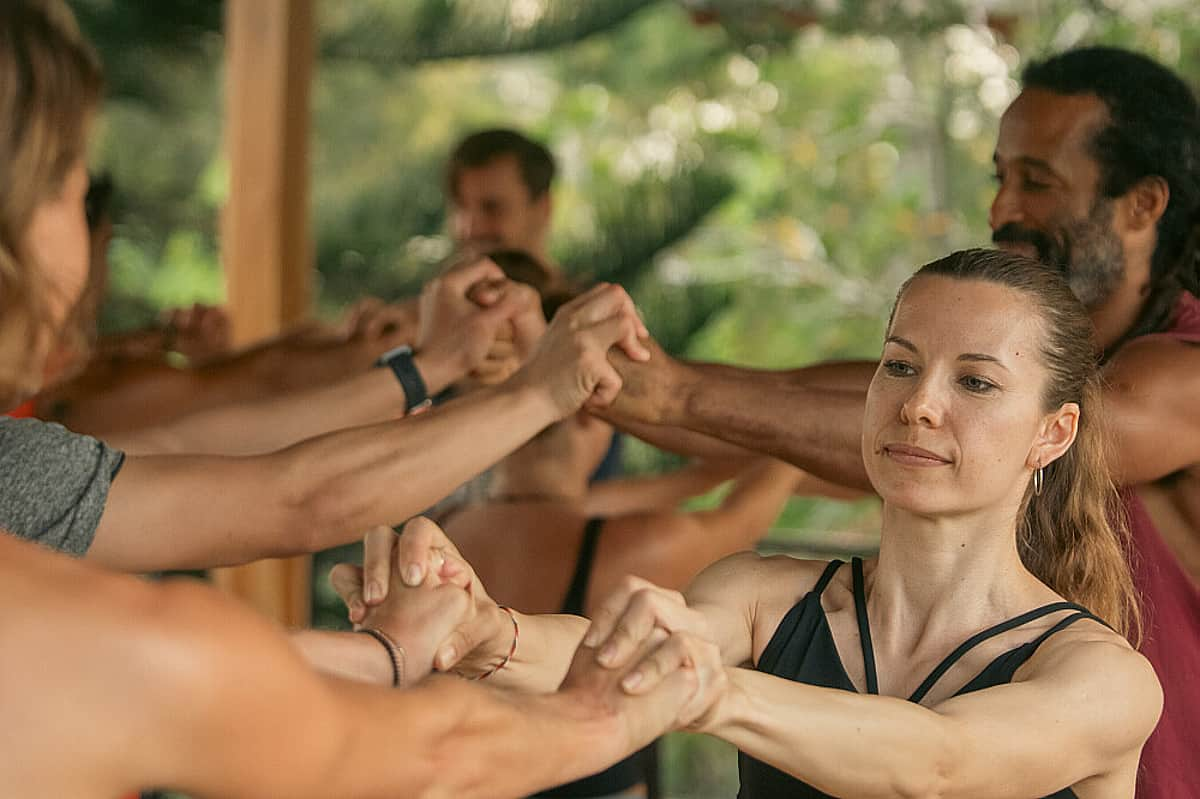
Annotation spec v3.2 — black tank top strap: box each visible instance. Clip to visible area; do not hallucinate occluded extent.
[851,557,880,694]
[813,558,845,595]
[1026,609,1105,651]
[560,517,605,615]
[755,560,845,674]
[908,601,1088,704]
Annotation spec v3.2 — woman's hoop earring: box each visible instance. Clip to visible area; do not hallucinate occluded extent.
[1033,465,1044,497]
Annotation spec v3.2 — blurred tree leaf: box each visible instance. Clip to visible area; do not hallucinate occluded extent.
[561,167,734,286]
[70,0,223,102]
[321,0,663,65]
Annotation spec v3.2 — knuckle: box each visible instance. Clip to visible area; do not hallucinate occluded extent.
[630,589,660,616]
[619,574,645,593]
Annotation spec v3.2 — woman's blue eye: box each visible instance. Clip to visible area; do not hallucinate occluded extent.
[960,375,997,393]
[883,360,915,376]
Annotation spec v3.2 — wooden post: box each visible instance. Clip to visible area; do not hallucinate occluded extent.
[211,0,315,627]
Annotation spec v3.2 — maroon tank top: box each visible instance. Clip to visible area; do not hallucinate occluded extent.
[1123,291,1200,799]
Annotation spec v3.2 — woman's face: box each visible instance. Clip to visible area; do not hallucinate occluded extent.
[25,159,90,331]
[862,275,1060,517]
[15,158,90,393]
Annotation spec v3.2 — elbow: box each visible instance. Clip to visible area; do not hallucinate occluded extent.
[260,453,356,558]
[882,717,961,799]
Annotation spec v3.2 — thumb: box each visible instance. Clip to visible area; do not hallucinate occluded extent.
[329,563,367,625]
[434,621,488,673]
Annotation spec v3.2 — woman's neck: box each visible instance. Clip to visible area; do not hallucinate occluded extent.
[866,503,1048,654]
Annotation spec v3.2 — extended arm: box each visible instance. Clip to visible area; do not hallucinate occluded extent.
[605,343,878,490]
[39,316,413,433]
[98,262,522,456]
[106,346,461,456]
[0,533,685,799]
[705,635,1158,798]
[91,381,557,571]
[584,561,1161,799]
[88,283,647,572]
[582,458,746,517]
[597,459,806,594]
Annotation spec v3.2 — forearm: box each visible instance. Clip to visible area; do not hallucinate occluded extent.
[93,382,559,572]
[794,469,869,501]
[111,369,412,456]
[610,416,762,461]
[480,610,591,693]
[282,381,559,548]
[703,460,800,536]
[229,319,417,396]
[323,675,624,799]
[669,366,874,491]
[708,667,951,799]
[289,629,396,686]
[583,459,745,517]
[37,358,224,432]
[699,359,877,393]
[94,326,171,360]
[143,579,623,799]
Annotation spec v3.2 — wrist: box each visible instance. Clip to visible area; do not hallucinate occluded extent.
[499,370,562,427]
[359,628,406,688]
[457,603,517,678]
[473,606,519,681]
[412,348,465,397]
[659,360,699,426]
[697,666,749,738]
[290,629,398,687]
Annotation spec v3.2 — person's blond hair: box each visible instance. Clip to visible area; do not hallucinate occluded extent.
[0,0,102,405]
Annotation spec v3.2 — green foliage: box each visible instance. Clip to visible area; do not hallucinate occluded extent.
[321,0,661,64]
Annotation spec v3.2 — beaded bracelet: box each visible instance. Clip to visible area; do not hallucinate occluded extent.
[360,627,406,688]
[474,606,519,681]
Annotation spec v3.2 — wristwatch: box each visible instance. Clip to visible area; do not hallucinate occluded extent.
[375,345,433,414]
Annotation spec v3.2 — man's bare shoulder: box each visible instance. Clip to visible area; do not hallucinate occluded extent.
[1104,333,1200,394]
[1098,332,1200,482]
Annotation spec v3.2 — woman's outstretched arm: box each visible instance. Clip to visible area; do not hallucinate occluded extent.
[585,563,1163,799]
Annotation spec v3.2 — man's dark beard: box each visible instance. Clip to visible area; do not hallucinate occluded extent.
[992,198,1124,309]
[992,223,1068,273]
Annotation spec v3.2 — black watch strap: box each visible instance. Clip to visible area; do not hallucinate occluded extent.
[376,345,432,413]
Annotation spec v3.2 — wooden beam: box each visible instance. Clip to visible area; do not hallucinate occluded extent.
[212,0,315,627]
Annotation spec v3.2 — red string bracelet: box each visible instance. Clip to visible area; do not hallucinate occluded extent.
[474,606,518,681]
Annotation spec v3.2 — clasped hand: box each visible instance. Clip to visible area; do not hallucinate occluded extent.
[581,576,728,732]
[331,518,514,681]
[334,521,726,735]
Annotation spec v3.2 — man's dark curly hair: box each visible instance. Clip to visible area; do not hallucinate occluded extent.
[1022,46,1200,344]
[445,129,556,202]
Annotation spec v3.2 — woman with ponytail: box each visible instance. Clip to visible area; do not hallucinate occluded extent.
[403,248,1160,798]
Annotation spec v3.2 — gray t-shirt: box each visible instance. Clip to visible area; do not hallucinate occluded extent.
[0,417,125,555]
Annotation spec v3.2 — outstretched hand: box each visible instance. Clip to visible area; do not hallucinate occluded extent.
[414,258,543,390]
[327,527,472,685]
[557,596,721,752]
[598,335,688,426]
[581,576,728,731]
[511,283,651,417]
[331,518,515,677]
[159,303,232,362]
